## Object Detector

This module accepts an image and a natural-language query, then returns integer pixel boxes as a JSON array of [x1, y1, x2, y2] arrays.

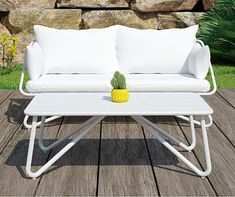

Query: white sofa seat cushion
[[26, 74, 112, 92], [126, 74, 210, 92], [34, 25, 119, 74], [26, 74, 210, 93], [116, 25, 198, 74]]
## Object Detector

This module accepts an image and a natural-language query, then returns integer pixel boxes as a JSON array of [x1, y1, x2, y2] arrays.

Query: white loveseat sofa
[[20, 25, 216, 96], [20, 25, 216, 128]]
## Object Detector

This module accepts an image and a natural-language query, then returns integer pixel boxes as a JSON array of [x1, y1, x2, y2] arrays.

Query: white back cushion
[[116, 25, 198, 74], [34, 25, 119, 74]]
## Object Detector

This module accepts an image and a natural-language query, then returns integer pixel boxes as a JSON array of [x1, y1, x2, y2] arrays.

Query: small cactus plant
[[111, 71, 129, 103], [111, 71, 126, 89]]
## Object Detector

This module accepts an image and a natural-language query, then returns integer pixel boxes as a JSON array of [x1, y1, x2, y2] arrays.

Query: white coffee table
[[24, 93, 213, 179]]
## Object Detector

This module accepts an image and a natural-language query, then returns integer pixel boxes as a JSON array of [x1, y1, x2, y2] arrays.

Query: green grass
[[0, 64, 234, 90], [0, 64, 29, 90], [207, 65, 235, 89]]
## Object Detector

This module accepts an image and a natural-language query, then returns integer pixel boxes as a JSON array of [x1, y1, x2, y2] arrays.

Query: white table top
[[24, 93, 213, 116]]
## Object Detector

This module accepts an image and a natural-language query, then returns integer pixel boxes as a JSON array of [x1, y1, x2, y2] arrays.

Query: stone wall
[[0, 0, 215, 63]]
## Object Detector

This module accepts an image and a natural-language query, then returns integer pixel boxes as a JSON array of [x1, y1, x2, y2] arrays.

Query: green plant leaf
[[197, 0, 235, 63], [111, 78, 119, 89]]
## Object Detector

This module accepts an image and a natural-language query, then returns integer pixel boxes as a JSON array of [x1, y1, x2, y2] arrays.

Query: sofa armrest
[[185, 40, 217, 95], [195, 40, 217, 95], [25, 41, 45, 80], [19, 41, 44, 96]]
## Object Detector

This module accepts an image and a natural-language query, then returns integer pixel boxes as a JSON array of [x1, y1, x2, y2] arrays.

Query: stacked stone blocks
[[0, 0, 215, 62]]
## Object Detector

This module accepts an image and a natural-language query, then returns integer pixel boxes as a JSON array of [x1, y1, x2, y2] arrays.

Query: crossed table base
[[24, 93, 213, 179], [26, 114, 211, 179]]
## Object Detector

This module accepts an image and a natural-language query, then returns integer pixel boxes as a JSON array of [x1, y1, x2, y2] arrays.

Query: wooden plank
[[36, 116, 100, 196], [144, 116, 216, 196], [177, 118, 235, 196], [0, 91, 32, 153], [0, 90, 12, 105], [103, 116, 135, 124], [204, 94, 235, 146], [0, 91, 29, 123], [98, 117, 158, 196], [217, 89, 235, 108], [0, 117, 62, 196]]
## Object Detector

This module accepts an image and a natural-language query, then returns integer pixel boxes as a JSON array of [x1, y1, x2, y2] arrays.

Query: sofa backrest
[[116, 25, 198, 74], [34, 25, 119, 74], [34, 25, 198, 75]]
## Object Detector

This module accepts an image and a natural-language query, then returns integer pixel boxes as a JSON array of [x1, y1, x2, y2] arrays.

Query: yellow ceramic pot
[[111, 89, 129, 103]]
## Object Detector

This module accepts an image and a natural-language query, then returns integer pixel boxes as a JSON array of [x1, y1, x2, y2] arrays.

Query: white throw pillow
[[183, 43, 201, 73], [25, 42, 44, 80], [34, 25, 119, 74], [188, 45, 211, 79], [116, 25, 198, 74]]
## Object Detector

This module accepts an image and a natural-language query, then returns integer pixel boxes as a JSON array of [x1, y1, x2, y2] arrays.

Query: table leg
[[134, 115, 196, 151], [26, 116, 38, 180], [25, 116, 105, 179], [132, 115, 212, 177], [38, 116, 102, 153]]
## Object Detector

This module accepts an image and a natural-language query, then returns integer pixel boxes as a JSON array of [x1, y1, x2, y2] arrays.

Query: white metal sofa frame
[[20, 40, 217, 178]]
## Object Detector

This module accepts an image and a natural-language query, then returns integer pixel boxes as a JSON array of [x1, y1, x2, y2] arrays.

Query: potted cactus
[[111, 71, 129, 103]]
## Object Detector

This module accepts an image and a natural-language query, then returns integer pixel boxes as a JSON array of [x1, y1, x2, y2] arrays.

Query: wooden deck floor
[[0, 90, 234, 196]]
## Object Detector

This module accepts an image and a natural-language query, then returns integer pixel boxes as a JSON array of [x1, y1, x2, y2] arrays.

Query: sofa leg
[[23, 115, 61, 129], [175, 115, 213, 128]]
